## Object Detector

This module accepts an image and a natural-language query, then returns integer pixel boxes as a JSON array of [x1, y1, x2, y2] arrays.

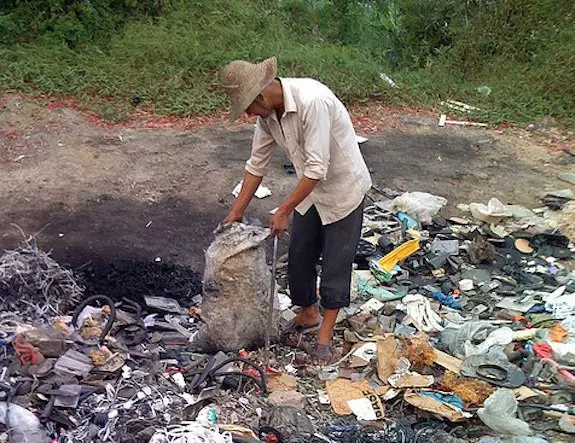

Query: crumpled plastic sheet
[[440, 321, 499, 359], [149, 422, 232, 443], [468, 198, 511, 223], [477, 388, 532, 436], [390, 192, 447, 225], [0, 402, 50, 443]]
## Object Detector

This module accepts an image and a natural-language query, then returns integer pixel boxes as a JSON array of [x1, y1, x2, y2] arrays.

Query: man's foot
[[280, 318, 321, 334], [282, 304, 321, 334], [310, 343, 340, 366]]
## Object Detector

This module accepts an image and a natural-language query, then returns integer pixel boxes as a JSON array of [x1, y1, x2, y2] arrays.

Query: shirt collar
[[279, 78, 297, 115]]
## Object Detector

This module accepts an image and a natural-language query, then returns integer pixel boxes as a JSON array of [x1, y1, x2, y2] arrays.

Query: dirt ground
[[0, 94, 573, 272]]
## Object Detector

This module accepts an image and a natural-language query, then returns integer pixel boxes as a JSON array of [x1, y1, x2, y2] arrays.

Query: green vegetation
[[1, 1, 573, 127]]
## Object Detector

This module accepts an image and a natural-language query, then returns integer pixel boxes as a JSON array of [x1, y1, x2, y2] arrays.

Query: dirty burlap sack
[[192, 222, 279, 352]]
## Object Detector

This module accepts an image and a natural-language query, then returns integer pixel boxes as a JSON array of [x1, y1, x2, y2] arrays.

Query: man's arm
[[224, 118, 275, 223], [270, 99, 332, 235], [270, 177, 319, 235], [224, 171, 263, 223]]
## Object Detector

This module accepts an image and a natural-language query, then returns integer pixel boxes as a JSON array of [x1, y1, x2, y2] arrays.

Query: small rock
[[267, 389, 305, 409]]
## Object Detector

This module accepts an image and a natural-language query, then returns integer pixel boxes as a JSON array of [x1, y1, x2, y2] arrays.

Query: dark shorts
[[288, 201, 364, 310]]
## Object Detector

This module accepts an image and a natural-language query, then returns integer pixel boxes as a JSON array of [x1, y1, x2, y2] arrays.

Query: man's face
[[246, 94, 271, 118]]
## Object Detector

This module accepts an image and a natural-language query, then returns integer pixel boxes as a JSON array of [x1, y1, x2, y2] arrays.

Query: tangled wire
[[0, 230, 84, 320]]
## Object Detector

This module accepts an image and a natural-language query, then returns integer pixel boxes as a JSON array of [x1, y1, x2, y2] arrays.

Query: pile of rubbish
[[273, 189, 575, 442], [1, 188, 574, 442]]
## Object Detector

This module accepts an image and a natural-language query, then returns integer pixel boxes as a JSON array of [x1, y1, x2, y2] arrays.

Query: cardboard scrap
[[267, 373, 298, 392], [513, 386, 540, 401], [433, 348, 462, 374], [325, 379, 388, 419], [219, 425, 258, 440], [350, 342, 377, 368], [404, 390, 471, 422], [377, 336, 398, 383], [388, 373, 434, 389]]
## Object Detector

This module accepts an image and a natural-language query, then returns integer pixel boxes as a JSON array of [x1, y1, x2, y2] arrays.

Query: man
[[220, 56, 372, 364]]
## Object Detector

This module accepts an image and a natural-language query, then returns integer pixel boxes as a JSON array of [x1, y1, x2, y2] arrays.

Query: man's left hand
[[270, 209, 290, 237]]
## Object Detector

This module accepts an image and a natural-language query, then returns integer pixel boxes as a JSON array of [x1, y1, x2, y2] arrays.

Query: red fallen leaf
[[0, 130, 21, 139]]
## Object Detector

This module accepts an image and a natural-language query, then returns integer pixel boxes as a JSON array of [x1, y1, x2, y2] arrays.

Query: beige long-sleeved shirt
[[246, 78, 372, 225]]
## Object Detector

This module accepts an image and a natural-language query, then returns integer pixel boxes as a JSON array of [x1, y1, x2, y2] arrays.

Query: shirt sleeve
[[302, 98, 331, 181], [246, 118, 276, 177]]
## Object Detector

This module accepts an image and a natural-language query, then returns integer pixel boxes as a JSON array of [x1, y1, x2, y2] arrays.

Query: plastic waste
[[356, 274, 405, 302], [398, 293, 444, 332], [432, 291, 462, 310], [469, 198, 511, 223], [377, 238, 420, 272], [390, 192, 447, 225], [440, 321, 496, 359], [477, 85, 492, 96], [477, 389, 532, 436], [149, 421, 232, 443], [379, 73, 398, 88], [0, 402, 50, 443], [194, 222, 279, 351]]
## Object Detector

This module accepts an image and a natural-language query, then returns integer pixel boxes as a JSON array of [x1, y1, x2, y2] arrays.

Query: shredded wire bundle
[[0, 235, 84, 320]]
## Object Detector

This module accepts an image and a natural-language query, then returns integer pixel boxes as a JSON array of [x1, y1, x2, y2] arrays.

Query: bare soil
[[1, 94, 573, 272]]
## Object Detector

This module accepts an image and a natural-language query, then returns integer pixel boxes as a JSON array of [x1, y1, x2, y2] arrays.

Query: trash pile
[[273, 189, 575, 442], [1, 188, 574, 442]]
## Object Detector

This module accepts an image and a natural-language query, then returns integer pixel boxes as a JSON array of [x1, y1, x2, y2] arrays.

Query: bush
[[0, 0, 573, 128], [0, 0, 168, 46]]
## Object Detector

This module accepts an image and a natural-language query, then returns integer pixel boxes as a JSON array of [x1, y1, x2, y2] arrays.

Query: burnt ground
[[0, 94, 573, 275]]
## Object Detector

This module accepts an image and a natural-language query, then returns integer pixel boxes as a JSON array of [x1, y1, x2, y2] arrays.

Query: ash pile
[[1, 187, 575, 443]]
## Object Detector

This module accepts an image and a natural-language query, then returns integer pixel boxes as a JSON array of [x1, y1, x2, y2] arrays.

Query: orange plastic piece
[[550, 323, 569, 343]]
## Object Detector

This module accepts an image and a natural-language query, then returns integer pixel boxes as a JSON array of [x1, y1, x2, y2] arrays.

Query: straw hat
[[220, 56, 277, 121]]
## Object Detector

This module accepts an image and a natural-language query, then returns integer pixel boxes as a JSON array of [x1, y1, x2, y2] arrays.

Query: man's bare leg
[[311, 308, 339, 364], [316, 308, 338, 345]]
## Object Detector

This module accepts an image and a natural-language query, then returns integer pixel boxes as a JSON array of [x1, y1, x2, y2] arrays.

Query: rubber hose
[[71, 294, 117, 344]]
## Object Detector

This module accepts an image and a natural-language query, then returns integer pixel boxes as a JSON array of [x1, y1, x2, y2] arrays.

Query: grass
[[0, 0, 574, 129]]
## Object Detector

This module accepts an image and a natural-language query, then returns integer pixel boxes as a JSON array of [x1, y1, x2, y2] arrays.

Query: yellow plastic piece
[[377, 238, 420, 272]]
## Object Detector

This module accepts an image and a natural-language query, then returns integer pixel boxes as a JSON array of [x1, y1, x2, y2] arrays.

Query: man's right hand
[[223, 210, 243, 225]]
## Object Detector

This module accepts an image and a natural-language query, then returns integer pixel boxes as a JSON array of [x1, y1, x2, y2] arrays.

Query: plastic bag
[[469, 198, 511, 223], [192, 223, 279, 351], [0, 402, 50, 443], [390, 192, 447, 225], [440, 321, 496, 359], [477, 389, 532, 436]]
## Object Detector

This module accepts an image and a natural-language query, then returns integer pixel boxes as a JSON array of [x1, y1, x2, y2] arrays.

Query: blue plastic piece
[[432, 291, 462, 310], [396, 211, 418, 229]]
